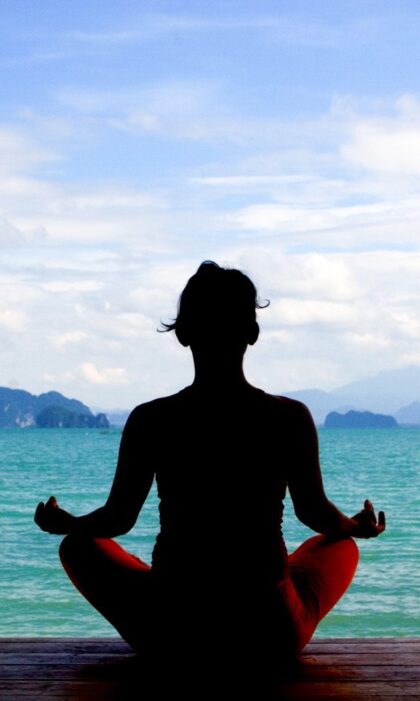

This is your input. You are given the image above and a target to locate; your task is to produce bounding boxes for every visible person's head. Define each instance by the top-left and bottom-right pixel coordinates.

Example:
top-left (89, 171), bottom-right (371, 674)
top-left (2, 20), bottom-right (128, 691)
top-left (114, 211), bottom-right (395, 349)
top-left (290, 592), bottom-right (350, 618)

top-left (161, 261), bottom-right (268, 352)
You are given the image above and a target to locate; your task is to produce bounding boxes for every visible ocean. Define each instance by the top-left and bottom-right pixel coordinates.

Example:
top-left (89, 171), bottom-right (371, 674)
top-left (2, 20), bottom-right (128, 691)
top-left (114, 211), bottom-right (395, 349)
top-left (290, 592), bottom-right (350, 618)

top-left (0, 426), bottom-right (418, 638)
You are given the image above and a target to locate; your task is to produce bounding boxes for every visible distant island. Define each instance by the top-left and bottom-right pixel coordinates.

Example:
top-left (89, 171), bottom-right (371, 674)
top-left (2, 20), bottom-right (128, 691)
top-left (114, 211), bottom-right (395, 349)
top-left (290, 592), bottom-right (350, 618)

top-left (0, 387), bottom-right (109, 428)
top-left (282, 365), bottom-right (420, 424)
top-left (36, 406), bottom-right (109, 429)
top-left (325, 410), bottom-right (398, 429)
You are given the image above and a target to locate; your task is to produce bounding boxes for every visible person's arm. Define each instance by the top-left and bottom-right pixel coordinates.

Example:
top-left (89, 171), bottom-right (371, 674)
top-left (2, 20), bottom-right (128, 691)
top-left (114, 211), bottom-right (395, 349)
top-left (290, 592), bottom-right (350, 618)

top-left (286, 401), bottom-right (385, 539)
top-left (34, 405), bottom-right (155, 537)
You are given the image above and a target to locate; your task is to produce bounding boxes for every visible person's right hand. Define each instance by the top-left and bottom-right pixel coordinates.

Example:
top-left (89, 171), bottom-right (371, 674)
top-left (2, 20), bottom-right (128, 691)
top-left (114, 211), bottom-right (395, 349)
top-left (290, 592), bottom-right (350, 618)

top-left (34, 496), bottom-right (75, 535)
top-left (351, 499), bottom-right (386, 538)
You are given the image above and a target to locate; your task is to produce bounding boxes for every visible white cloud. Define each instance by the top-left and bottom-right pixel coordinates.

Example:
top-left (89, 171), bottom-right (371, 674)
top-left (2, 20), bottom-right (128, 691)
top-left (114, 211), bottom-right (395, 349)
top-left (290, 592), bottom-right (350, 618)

top-left (345, 332), bottom-right (390, 349)
top-left (0, 218), bottom-right (26, 247)
top-left (62, 191), bottom-right (163, 211)
top-left (115, 312), bottom-right (156, 337)
top-left (2, 91), bottom-right (420, 405)
top-left (0, 127), bottom-right (57, 175)
top-left (43, 370), bottom-right (75, 385)
top-left (190, 175), bottom-right (309, 190)
top-left (260, 329), bottom-right (293, 344)
top-left (215, 248), bottom-right (362, 303)
top-left (342, 123), bottom-right (420, 175)
top-left (399, 352), bottom-right (420, 366)
top-left (49, 331), bottom-right (88, 348)
top-left (80, 362), bottom-right (128, 385)
top-left (59, 81), bottom-right (278, 145)
top-left (0, 176), bottom-right (53, 201)
top-left (129, 285), bottom-right (173, 309)
top-left (390, 312), bottom-right (420, 340)
top-left (0, 309), bottom-right (27, 331)
top-left (41, 280), bottom-right (103, 293)
top-left (46, 12), bottom-right (392, 51)
top-left (269, 298), bottom-right (357, 328)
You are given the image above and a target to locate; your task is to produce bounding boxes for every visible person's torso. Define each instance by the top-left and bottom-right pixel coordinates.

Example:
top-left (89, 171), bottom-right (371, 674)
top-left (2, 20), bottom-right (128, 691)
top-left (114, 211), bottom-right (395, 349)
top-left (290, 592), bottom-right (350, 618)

top-left (139, 384), bottom-right (296, 585)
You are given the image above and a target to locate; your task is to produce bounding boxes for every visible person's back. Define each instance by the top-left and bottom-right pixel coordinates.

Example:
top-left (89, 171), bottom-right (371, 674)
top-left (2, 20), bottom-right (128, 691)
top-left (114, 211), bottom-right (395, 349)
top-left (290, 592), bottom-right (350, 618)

top-left (150, 385), bottom-right (290, 580)
top-left (141, 384), bottom-right (305, 677)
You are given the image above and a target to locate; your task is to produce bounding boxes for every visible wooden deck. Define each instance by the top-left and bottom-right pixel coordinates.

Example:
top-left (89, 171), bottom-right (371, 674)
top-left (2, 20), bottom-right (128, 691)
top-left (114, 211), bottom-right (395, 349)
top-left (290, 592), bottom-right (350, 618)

top-left (0, 637), bottom-right (419, 699)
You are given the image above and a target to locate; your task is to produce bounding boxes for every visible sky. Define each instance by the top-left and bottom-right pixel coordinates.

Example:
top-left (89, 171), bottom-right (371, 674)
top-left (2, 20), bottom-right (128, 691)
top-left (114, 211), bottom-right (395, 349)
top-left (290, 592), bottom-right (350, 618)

top-left (2, 0), bottom-right (420, 410)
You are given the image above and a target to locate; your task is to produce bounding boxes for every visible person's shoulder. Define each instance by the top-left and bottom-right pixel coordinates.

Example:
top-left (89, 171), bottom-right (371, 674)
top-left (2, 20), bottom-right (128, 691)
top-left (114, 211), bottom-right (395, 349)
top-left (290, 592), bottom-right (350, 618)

top-left (262, 392), bottom-right (305, 409)
top-left (124, 389), bottom-right (187, 425)
top-left (263, 393), bottom-right (315, 422)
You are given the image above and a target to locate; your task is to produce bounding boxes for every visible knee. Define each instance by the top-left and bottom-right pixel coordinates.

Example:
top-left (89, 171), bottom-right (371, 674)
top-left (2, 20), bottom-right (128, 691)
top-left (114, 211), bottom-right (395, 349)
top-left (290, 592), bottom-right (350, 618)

top-left (329, 534), bottom-right (359, 560)
top-left (296, 534), bottom-right (359, 573)
top-left (312, 533), bottom-right (359, 558)
top-left (323, 535), bottom-right (359, 576)
top-left (342, 536), bottom-right (359, 570)
top-left (58, 533), bottom-right (96, 566)
top-left (59, 533), bottom-right (83, 566)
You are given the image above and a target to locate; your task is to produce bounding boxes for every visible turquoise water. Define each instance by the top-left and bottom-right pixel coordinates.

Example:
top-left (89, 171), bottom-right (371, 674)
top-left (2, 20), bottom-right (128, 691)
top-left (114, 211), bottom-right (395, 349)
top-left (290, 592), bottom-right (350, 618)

top-left (0, 427), bottom-right (418, 638)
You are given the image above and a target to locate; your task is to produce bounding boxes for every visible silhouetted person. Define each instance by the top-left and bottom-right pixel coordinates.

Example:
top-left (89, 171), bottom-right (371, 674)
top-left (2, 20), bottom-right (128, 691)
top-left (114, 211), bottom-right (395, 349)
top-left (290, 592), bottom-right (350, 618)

top-left (35, 261), bottom-right (385, 696)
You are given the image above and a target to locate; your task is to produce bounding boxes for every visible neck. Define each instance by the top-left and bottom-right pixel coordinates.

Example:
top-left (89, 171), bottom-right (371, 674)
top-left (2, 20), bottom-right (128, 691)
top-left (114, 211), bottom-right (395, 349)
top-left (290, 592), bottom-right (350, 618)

top-left (190, 346), bottom-right (250, 391)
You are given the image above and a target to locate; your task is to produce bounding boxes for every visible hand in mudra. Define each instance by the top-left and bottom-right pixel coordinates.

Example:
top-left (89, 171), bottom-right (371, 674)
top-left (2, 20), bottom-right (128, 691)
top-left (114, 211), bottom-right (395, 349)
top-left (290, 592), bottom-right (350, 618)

top-left (34, 496), bottom-right (75, 535)
top-left (351, 500), bottom-right (386, 538)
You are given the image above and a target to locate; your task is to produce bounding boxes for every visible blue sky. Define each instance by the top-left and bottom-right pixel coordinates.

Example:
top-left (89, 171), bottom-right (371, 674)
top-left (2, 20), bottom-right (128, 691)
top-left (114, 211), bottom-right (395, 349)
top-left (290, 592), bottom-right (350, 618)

top-left (2, 0), bottom-right (420, 409)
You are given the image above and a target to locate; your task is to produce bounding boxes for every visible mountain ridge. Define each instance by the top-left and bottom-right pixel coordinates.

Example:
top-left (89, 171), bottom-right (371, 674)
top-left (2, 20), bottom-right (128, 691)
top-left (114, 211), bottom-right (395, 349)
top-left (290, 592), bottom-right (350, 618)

top-left (280, 365), bottom-right (420, 424)
top-left (4, 364), bottom-right (420, 427)
top-left (0, 387), bottom-right (108, 428)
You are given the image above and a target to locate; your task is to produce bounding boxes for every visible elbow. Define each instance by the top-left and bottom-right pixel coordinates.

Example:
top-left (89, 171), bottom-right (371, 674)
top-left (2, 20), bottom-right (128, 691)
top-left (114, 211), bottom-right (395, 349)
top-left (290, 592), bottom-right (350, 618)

top-left (294, 502), bottom-right (322, 527)
top-left (294, 500), bottom-right (335, 533)
top-left (101, 506), bottom-right (136, 537)
top-left (294, 506), bottom-right (311, 528)
top-left (296, 511), bottom-right (324, 532)
top-left (113, 520), bottom-right (134, 536)
top-left (106, 516), bottom-right (135, 536)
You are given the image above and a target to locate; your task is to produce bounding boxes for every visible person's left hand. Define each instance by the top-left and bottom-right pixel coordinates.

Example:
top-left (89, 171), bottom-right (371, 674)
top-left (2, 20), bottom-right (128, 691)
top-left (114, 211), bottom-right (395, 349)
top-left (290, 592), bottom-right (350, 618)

top-left (351, 499), bottom-right (386, 538)
top-left (34, 496), bottom-right (75, 534)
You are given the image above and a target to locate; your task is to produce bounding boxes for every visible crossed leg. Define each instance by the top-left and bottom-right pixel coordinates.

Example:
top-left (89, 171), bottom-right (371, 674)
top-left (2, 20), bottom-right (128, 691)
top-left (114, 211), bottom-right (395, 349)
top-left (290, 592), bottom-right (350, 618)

top-left (59, 534), bottom-right (153, 652)
top-left (59, 532), bottom-right (359, 660)
top-left (280, 534), bottom-right (360, 652)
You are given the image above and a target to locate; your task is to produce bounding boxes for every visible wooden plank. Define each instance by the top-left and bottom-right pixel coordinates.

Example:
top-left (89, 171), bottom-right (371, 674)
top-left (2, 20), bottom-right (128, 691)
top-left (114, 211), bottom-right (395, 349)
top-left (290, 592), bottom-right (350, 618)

top-left (1, 680), bottom-right (420, 700)
top-left (0, 653), bottom-right (139, 665)
top-left (0, 640), bottom-right (132, 655)
top-left (1, 651), bottom-right (419, 667)
top-left (294, 664), bottom-right (420, 682)
top-left (303, 639), bottom-right (420, 655)
top-left (0, 663), bottom-right (143, 681)
top-left (1, 663), bottom-right (419, 682)
top-left (308, 638), bottom-right (420, 646)
top-left (0, 680), bottom-right (131, 700)
top-left (1, 642), bottom-right (419, 662)
top-left (301, 653), bottom-right (420, 665)
top-left (1, 653), bottom-right (419, 670)
top-left (307, 643), bottom-right (420, 654)
top-left (0, 638), bottom-right (419, 701)
top-left (1, 636), bottom-right (417, 647)
top-left (0, 638), bottom-right (129, 647)
top-left (311, 637), bottom-right (419, 643)
top-left (0, 638), bottom-right (123, 644)
top-left (275, 682), bottom-right (420, 699)
top-left (0, 636), bottom-right (417, 644)
top-left (0, 639), bottom-right (418, 660)
top-left (0, 636), bottom-right (417, 649)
